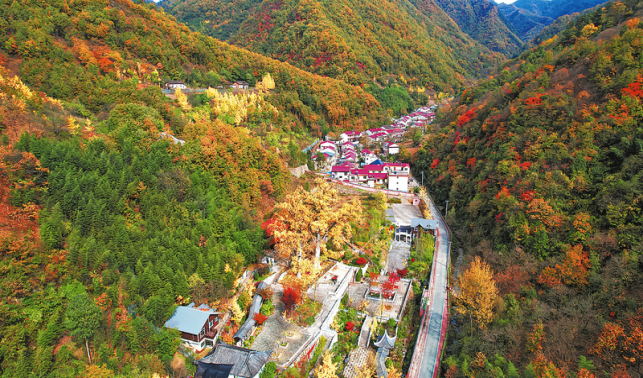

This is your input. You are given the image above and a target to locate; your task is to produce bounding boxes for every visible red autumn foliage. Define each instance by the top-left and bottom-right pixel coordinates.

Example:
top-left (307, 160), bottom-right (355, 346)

top-left (253, 313), bottom-right (269, 325)
top-left (431, 158), bottom-right (440, 169)
top-left (397, 268), bottom-right (409, 278)
top-left (524, 94), bottom-right (544, 106)
top-left (457, 109), bottom-right (477, 127)
top-left (622, 76), bottom-right (643, 98)
top-left (522, 190), bottom-right (536, 202)
top-left (356, 257), bottom-right (367, 266)
top-left (520, 161), bottom-right (532, 171)
top-left (495, 186), bottom-right (511, 200)
top-left (282, 286), bottom-right (301, 311)
top-left (345, 321), bottom-right (355, 331)
top-left (494, 265), bottom-right (526, 295)
top-left (466, 157), bottom-right (477, 169)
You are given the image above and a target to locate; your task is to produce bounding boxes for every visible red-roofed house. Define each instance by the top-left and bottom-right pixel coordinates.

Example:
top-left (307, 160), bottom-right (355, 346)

top-left (388, 143), bottom-right (400, 155)
top-left (364, 164), bottom-right (385, 173)
top-left (367, 173), bottom-right (388, 187)
top-left (366, 128), bottom-right (384, 135)
top-left (331, 165), bottom-right (351, 180)
top-left (349, 169), bottom-right (369, 183)
top-left (340, 131), bottom-right (362, 143)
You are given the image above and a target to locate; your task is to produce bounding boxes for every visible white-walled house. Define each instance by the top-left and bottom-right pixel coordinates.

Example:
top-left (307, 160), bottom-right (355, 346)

top-left (388, 143), bottom-right (400, 155)
top-left (332, 165), bottom-right (351, 180)
top-left (388, 171), bottom-right (409, 192)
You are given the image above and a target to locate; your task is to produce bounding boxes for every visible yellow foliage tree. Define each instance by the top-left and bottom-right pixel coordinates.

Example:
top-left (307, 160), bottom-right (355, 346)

top-left (175, 88), bottom-right (191, 111)
top-left (257, 73), bottom-right (276, 91)
top-left (387, 365), bottom-right (403, 378)
top-left (455, 256), bottom-right (498, 329)
top-left (272, 178), bottom-right (362, 267)
top-left (230, 300), bottom-right (244, 325)
top-left (66, 116), bottom-right (80, 135)
top-left (315, 351), bottom-right (338, 378)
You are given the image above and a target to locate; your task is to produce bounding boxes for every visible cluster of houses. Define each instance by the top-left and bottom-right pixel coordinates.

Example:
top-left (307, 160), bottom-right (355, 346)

top-left (391, 106), bottom-right (436, 128)
top-left (164, 80), bottom-right (250, 91)
top-left (331, 161), bottom-right (411, 192)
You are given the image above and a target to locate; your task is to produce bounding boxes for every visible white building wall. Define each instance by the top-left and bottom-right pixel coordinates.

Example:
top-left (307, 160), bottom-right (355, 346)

top-left (388, 175), bottom-right (409, 192)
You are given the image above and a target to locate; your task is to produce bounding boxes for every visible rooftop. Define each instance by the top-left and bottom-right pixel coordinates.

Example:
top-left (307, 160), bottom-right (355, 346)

top-left (332, 166), bottom-right (351, 172)
top-left (165, 305), bottom-right (219, 335)
top-left (411, 218), bottom-right (438, 230)
top-left (200, 342), bottom-right (271, 378)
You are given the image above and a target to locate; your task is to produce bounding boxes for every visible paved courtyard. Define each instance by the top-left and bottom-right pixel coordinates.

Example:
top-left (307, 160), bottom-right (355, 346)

top-left (345, 277), bottom-right (412, 320)
top-left (251, 289), bottom-right (311, 365)
top-left (343, 347), bottom-right (372, 378)
top-left (385, 240), bottom-right (411, 274)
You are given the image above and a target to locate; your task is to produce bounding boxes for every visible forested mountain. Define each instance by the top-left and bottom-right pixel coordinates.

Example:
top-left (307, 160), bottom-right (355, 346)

top-left (0, 0), bottom-right (382, 376)
top-left (0, 0), bottom-right (385, 137)
top-left (497, 0), bottom-right (606, 41)
top-left (159, 0), bottom-right (262, 40)
top-left (415, 0), bottom-right (643, 375)
top-left (425, 0), bottom-right (524, 56)
top-left (162, 0), bottom-right (505, 94)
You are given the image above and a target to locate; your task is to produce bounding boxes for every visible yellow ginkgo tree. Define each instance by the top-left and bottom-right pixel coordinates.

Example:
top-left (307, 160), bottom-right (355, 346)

top-left (454, 256), bottom-right (498, 330)
top-left (272, 178), bottom-right (362, 268)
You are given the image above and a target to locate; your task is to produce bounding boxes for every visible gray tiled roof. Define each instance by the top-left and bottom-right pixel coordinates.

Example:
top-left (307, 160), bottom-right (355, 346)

top-left (201, 343), bottom-right (271, 378)
top-left (374, 332), bottom-right (397, 350)
top-left (234, 282), bottom-right (268, 341)
top-left (195, 362), bottom-right (233, 378)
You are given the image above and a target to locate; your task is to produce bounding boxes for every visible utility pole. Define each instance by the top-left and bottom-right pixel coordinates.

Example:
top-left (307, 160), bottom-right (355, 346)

top-left (421, 171), bottom-right (424, 186)
top-left (445, 200), bottom-right (449, 218)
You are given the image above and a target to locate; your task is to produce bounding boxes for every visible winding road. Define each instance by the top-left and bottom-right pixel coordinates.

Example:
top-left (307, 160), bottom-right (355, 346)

top-left (405, 194), bottom-right (450, 378)
top-left (327, 178), bottom-right (451, 378)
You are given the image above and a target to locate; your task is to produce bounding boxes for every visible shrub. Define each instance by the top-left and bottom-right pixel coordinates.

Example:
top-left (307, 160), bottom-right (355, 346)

top-left (355, 269), bottom-right (363, 282)
top-left (397, 268), bottom-right (408, 278)
top-left (253, 313), bottom-right (269, 325)
top-left (341, 293), bottom-right (349, 307)
top-left (387, 318), bottom-right (396, 328)
top-left (356, 257), bottom-right (367, 266)
top-left (257, 287), bottom-right (274, 300)
top-left (345, 321), bottom-right (355, 331)
top-left (282, 287), bottom-right (301, 311)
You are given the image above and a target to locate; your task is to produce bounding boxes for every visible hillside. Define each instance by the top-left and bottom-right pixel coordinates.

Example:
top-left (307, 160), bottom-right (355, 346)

top-left (415, 0), bottom-right (643, 375)
top-left (497, 0), bottom-right (606, 41)
top-left (163, 0), bottom-right (504, 94)
top-left (424, 0), bottom-right (524, 56)
top-left (0, 0), bottom-right (384, 136)
top-left (158, 0), bottom-right (262, 40)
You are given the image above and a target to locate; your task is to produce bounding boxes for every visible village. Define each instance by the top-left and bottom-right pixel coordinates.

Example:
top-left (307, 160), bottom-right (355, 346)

top-left (163, 189), bottom-right (440, 378)
top-left (157, 105), bottom-right (443, 378)
top-left (315, 107), bottom-right (436, 193)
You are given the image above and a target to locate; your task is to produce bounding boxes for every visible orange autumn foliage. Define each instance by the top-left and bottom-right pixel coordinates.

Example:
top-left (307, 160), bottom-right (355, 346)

top-left (591, 309), bottom-right (643, 377)
top-left (538, 244), bottom-right (590, 287)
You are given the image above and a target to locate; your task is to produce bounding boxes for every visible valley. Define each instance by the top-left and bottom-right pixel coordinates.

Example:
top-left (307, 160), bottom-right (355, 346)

top-left (2, 0), bottom-right (643, 377)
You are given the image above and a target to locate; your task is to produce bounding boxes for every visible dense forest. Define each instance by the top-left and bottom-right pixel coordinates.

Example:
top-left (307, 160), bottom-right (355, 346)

top-left (0, 0), bottom-right (385, 139)
top-left (162, 0), bottom-right (504, 94)
top-left (498, 0), bottom-right (606, 41)
top-left (427, 0), bottom-right (523, 56)
top-left (0, 40), bottom-right (298, 374)
top-left (414, 0), bottom-right (643, 376)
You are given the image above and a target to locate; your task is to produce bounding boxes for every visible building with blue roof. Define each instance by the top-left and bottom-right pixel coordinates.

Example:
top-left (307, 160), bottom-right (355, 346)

top-left (165, 302), bottom-right (223, 351)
